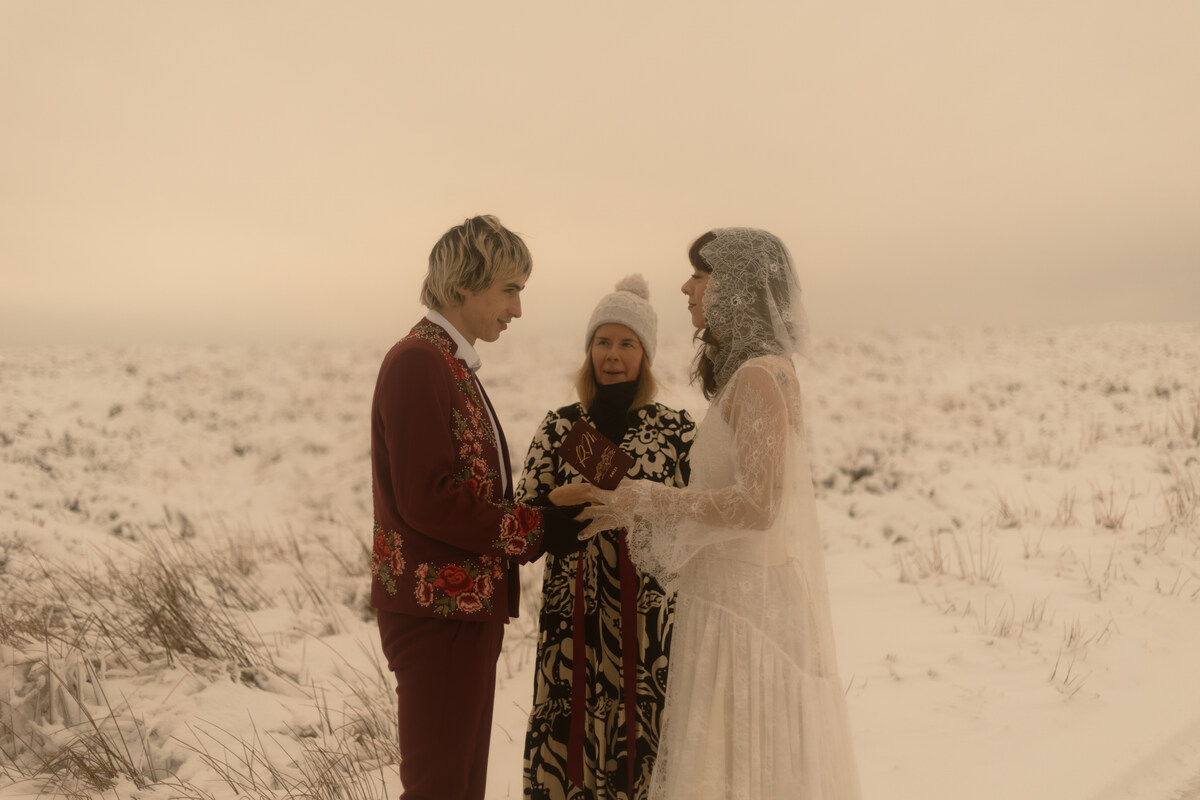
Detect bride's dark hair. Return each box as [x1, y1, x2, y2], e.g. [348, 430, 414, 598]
[687, 231, 721, 400]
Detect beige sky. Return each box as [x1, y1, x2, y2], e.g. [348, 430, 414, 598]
[2, 1, 1197, 346]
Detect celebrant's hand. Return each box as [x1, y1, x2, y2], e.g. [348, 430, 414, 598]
[548, 483, 596, 507]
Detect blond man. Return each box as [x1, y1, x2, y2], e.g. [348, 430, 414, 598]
[371, 215, 585, 800]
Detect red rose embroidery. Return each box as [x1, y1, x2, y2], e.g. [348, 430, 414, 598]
[372, 524, 406, 594]
[434, 565, 473, 596]
[498, 514, 520, 540]
[470, 458, 490, 483]
[475, 573, 494, 599]
[456, 593, 484, 614]
[465, 401, 483, 423]
[515, 504, 541, 536]
[414, 580, 434, 606]
[372, 528, 389, 571]
[460, 427, 484, 457]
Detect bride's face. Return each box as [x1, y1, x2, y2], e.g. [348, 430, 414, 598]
[681, 270, 711, 329]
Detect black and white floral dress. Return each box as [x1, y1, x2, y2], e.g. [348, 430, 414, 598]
[518, 399, 695, 800]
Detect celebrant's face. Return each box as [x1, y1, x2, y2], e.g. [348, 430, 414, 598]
[590, 323, 643, 385]
[681, 269, 711, 329]
[456, 275, 525, 344]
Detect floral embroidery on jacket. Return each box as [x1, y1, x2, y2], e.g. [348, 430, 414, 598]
[493, 501, 543, 557]
[414, 555, 505, 615]
[452, 404, 500, 502]
[375, 320, 542, 609]
[414, 320, 501, 482]
[372, 521, 406, 595]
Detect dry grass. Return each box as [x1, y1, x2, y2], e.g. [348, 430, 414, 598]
[1, 650, 166, 797]
[1160, 461, 1199, 528]
[1139, 391, 1200, 448]
[177, 656, 399, 800]
[991, 493, 1024, 530]
[973, 595, 1049, 639]
[34, 542, 276, 670]
[1019, 526, 1047, 559]
[1048, 649, 1090, 700]
[1052, 486, 1078, 528]
[1027, 418, 1106, 470]
[1169, 391, 1200, 446]
[1, 530, 396, 797]
[1092, 483, 1133, 531]
[1049, 615, 1117, 700]
[898, 526, 1003, 586]
[1153, 568, 1200, 600]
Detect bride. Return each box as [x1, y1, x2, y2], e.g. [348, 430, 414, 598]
[579, 228, 862, 799]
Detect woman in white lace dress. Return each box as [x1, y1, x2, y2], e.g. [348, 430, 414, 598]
[579, 228, 861, 799]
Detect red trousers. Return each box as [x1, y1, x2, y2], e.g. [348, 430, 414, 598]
[377, 609, 506, 800]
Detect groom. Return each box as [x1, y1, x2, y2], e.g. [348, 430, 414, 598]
[371, 215, 585, 800]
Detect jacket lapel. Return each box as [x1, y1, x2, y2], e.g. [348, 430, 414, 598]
[473, 377, 512, 500]
[412, 320, 509, 500]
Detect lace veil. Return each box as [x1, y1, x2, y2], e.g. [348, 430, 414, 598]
[699, 227, 810, 390]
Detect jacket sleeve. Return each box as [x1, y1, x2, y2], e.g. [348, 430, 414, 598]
[376, 344, 545, 563]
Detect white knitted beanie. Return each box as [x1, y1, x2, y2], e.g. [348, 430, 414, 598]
[584, 274, 657, 364]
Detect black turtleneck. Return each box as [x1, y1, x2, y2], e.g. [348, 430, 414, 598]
[588, 380, 639, 444]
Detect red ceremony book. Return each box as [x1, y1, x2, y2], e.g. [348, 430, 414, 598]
[559, 419, 633, 490]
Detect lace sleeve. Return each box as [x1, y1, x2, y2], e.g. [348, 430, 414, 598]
[587, 361, 794, 583]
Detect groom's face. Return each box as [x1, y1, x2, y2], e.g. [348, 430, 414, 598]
[456, 275, 525, 344]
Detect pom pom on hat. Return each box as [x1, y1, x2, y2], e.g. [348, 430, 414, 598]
[613, 274, 650, 300]
[585, 274, 657, 364]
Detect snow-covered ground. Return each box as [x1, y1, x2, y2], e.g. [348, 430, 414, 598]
[2, 323, 1199, 799]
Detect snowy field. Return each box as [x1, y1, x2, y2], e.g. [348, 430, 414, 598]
[2, 323, 1199, 800]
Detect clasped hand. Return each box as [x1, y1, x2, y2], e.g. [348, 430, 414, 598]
[547, 483, 624, 539]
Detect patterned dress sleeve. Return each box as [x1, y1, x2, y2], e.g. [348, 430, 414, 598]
[672, 409, 697, 489]
[515, 409, 564, 505]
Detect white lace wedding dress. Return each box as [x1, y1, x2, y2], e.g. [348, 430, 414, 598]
[596, 354, 862, 799]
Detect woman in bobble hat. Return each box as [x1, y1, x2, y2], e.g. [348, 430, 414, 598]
[516, 275, 697, 800]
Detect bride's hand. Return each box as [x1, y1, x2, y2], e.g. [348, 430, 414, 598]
[576, 488, 619, 539]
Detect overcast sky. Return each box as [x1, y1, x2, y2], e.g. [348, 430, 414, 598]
[2, 1, 1197, 346]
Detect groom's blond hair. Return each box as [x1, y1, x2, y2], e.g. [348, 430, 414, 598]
[421, 215, 532, 310]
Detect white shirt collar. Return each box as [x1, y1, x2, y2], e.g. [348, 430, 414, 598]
[426, 309, 482, 372]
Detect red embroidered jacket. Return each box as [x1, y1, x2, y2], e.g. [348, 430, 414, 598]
[370, 319, 546, 621]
